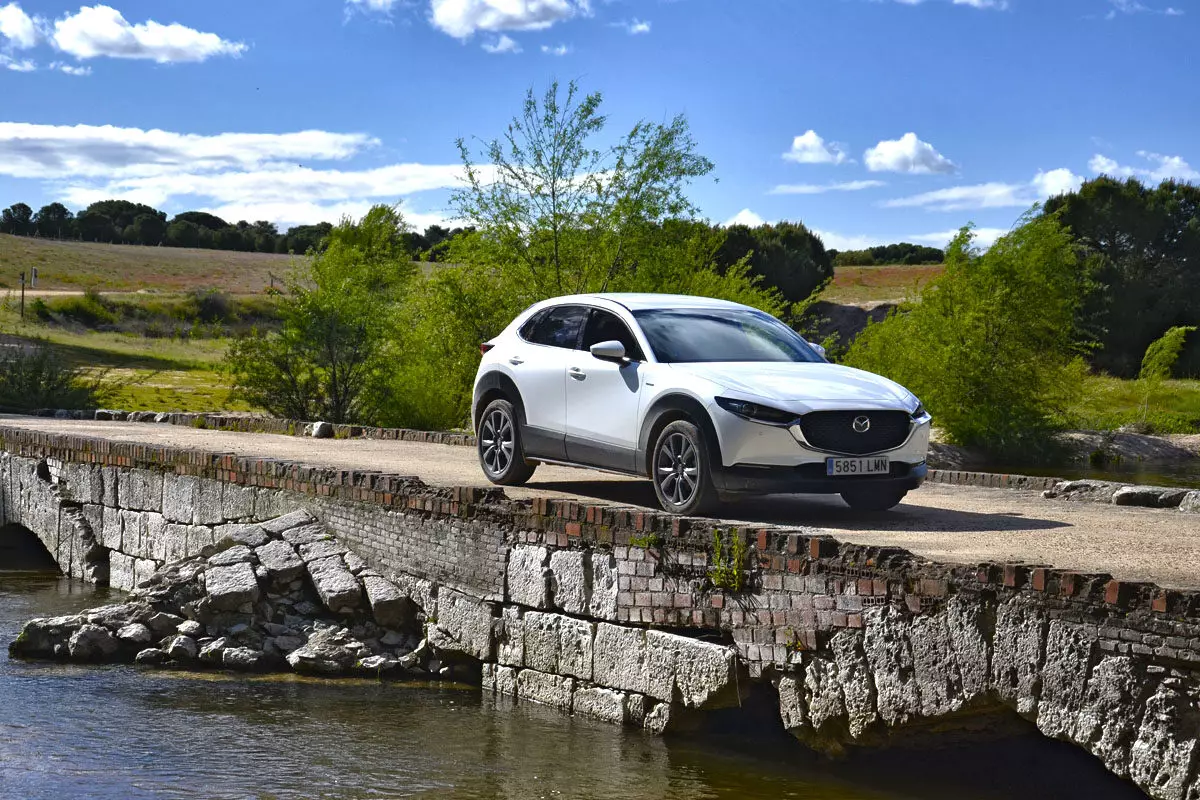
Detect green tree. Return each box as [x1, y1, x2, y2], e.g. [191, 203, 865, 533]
[1044, 177, 1200, 377]
[171, 211, 229, 231]
[225, 206, 413, 423]
[1137, 326, 1198, 425]
[845, 215, 1086, 456]
[1, 203, 33, 235]
[125, 213, 167, 246]
[717, 221, 833, 304]
[33, 203, 74, 239]
[164, 219, 204, 248]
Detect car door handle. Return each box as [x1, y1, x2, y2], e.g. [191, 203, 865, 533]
[568, 367, 586, 380]
[508, 357, 524, 366]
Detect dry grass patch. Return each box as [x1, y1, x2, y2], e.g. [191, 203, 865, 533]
[823, 263, 944, 304]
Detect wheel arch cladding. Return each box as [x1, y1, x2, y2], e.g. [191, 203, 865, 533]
[473, 372, 528, 429]
[639, 394, 724, 477]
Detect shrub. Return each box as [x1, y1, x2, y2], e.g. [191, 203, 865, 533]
[845, 215, 1086, 458]
[0, 345, 109, 410]
[43, 289, 118, 327]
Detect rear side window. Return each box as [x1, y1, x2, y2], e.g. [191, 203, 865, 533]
[521, 305, 589, 349]
[581, 309, 646, 361]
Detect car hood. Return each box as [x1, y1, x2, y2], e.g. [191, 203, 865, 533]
[669, 362, 915, 410]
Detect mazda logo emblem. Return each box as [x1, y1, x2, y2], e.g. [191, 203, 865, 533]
[852, 415, 871, 433]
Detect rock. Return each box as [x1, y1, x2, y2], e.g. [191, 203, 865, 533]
[68, 624, 120, 661]
[516, 668, 574, 710]
[362, 575, 410, 629]
[153, 412, 171, 423]
[281, 524, 330, 546]
[1112, 485, 1190, 508]
[206, 562, 261, 612]
[199, 637, 228, 663]
[1046, 479, 1125, 503]
[261, 510, 316, 536]
[286, 627, 367, 674]
[208, 545, 255, 566]
[357, 655, 401, 674]
[165, 635, 198, 661]
[572, 687, 628, 725]
[222, 647, 265, 671]
[380, 630, 408, 648]
[428, 589, 494, 661]
[343, 551, 369, 574]
[306, 556, 362, 614]
[549, 550, 587, 615]
[255, 539, 305, 582]
[116, 623, 153, 644]
[1179, 492, 1200, 514]
[268, 635, 305, 654]
[135, 648, 169, 665]
[8, 615, 84, 659]
[298, 539, 347, 563]
[146, 612, 185, 637]
[85, 602, 151, 630]
[177, 620, 204, 637]
[312, 421, 334, 439]
[228, 524, 271, 549]
[507, 545, 550, 609]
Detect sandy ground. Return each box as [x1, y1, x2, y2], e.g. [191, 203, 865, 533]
[3, 416, 1198, 589]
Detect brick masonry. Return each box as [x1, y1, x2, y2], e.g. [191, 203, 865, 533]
[2, 422, 1198, 800]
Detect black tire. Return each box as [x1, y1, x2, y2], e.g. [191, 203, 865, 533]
[650, 420, 720, 516]
[840, 487, 908, 512]
[477, 399, 536, 486]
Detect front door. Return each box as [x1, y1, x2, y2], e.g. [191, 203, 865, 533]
[565, 309, 645, 472]
[515, 304, 590, 460]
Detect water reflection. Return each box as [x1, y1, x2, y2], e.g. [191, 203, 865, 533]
[0, 574, 1144, 800]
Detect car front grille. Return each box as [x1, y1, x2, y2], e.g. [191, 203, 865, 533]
[797, 410, 912, 455]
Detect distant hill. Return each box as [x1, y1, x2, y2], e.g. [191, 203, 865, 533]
[0, 234, 302, 293]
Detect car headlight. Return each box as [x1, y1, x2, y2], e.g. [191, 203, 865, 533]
[715, 396, 796, 425]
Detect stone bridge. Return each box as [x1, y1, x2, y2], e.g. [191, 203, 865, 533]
[2, 423, 1199, 800]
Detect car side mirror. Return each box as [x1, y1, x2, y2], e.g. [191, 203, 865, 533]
[807, 341, 827, 359]
[590, 340, 627, 362]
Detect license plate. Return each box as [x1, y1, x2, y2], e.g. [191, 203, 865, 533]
[826, 457, 890, 476]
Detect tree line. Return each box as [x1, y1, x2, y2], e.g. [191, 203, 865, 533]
[829, 242, 945, 266]
[0, 199, 473, 261]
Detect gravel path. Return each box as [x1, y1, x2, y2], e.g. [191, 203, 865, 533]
[4, 416, 1199, 589]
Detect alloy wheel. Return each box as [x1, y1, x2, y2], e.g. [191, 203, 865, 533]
[480, 408, 514, 476]
[656, 431, 699, 507]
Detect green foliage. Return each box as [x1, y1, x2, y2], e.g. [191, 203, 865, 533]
[718, 221, 833, 304]
[0, 345, 110, 410]
[630, 533, 665, 549]
[38, 289, 119, 327]
[846, 216, 1087, 457]
[1137, 326, 1198, 425]
[1044, 177, 1200, 378]
[708, 529, 748, 592]
[224, 205, 413, 423]
[831, 243, 945, 267]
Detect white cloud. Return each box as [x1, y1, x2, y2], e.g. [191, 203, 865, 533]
[482, 33, 521, 53]
[864, 133, 956, 174]
[429, 0, 587, 39]
[60, 163, 471, 209]
[908, 227, 1009, 248]
[891, 0, 1009, 8]
[769, 180, 886, 195]
[1104, 0, 1182, 16]
[346, 0, 404, 12]
[540, 43, 570, 55]
[783, 130, 848, 165]
[196, 200, 447, 232]
[812, 229, 888, 251]
[54, 61, 90, 76]
[0, 2, 39, 48]
[1089, 151, 1199, 182]
[724, 208, 765, 227]
[624, 18, 650, 34]
[0, 123, 377, 180]
[51, 5, 246, 63]
[1, 52, 35, 71]
[883, 168, 1083, 211]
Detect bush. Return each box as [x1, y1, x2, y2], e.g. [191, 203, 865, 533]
[845, 215, 1087, 457]
[0, 345, 109, 410]
[42, 289, 118, 327]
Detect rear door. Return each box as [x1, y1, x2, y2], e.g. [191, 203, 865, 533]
[564, 308, 646, 472]
[511, 304, 589, 460]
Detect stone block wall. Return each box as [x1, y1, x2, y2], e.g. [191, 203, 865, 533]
[2, 423, 1200, 799]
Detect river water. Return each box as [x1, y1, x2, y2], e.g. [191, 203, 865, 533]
[0, 573, 1145, 800]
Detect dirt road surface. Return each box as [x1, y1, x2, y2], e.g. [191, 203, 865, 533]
[3, 416, 1197, 589]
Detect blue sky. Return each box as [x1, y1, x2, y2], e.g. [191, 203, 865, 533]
[1, 0, 1196, 249]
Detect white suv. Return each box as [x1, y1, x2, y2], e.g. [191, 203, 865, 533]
[472, 293, 931, 515]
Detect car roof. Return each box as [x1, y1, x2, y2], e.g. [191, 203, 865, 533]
[538, 293, 755, 313]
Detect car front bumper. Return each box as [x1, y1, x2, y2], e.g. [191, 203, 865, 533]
[713, 461, 927, 498]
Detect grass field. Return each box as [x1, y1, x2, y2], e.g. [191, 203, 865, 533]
[0, 302, 242, 412]
[0, 233, 299, 293]
[1071, 375, 1200, 434]
[823, 264, 944, 304]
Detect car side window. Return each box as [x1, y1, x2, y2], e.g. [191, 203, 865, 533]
[581, 309, 646, 362]
[522, 305, 589, 349]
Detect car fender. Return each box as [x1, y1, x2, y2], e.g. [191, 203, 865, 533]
[637, 392, 724, 477]
[472, 370, 528, 430]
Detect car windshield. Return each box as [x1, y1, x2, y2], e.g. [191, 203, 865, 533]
[632, 308, 824, 364]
